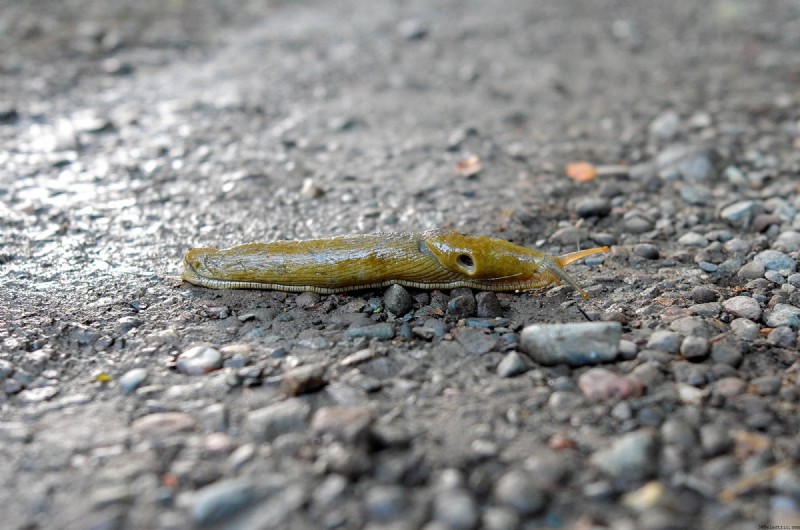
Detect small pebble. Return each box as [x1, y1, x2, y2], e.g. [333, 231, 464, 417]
[660, 418, 697, 448]
[750, 375, 782, 395]
[243, 399, 311, 442]
[768, 326, 796, 348]
[633, 244, 660, 260]
[754, 250, 796, 272]
[700, 424, 732, 457]
[345, 323, 395, 340]
[433, 489, 478, 530]
[190, 478, 266, 526]
[720, 200, 763, 226]
[365, 485, 408, 522]
[454, 327, 499, 355]
[574, 197, 612, 218]
[649, 110, 680, 141]
[384, 285, 413, 316]
[281, 364, 327, 396]
[737, 261, 766, 280]
[176, 345, 223, 375]
[710, 340, 743, 367]
[520, 322, 621, 366]
[119, 368, 148, 394]
[765, 270, 786, 285]
[591, 429, 658, 482]
[730, 318, 761, 340]
[117, 316, 143, 334]
[578, 368, 643, 400]
[774, 231, 800, 252]
[476, 291, 503, 318]
[678, 232, 709, 247]
[624, 216, 654, 234]
[689, 302, 721, 317]
[771, 496, 800, 526]
[765, 304, 800, 329]
[722, 296, 762, 321]
[131, 412, 197, 437]
[494, 470, 546, 516]
[496, 351, 530, 378]
[680, 336, 709, 361]
[447, 294, 477, 319]
[713, 377, 747, 398]
[645, 330, 683, 353]
[310, 406, 373, 444]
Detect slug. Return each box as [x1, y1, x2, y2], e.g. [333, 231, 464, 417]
[181, 229, 608, 298]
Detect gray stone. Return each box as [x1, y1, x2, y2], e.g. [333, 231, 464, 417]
[720, 200, 764, 227]
[751, 375, 782, 395]
[520, 322, 621, 366]
[591, 429, 659, 482]
[578, 367, 643, 400]
[383, 284, 413, 316]
[494, 470, 546, 516]
[678, 232, 709, 247]
[765, 304, 800, 329]
[117, 316, 143, 334]
[754, 250, 797, 272]
[433, 489, 478, 530]
[176, 345, 223, 375]
[190, 477, 280, 526]
[774, 231, 800, 253]
[680, 185, 714, 206]
[281, 364, 327, 396]
[244, 399, 311, 442]
[713, 377, 747, 398]
[131, 412, 197, 437]
[690, 302, 721, 317]
[680, 336, 710, 361]
[722, 296, 761, 321]
[730, 318, 761, 340]
[365, 485, 408, 522]
[119, 368, 148, 394]
[768, 326, 796, 348]
[649, 110, 680, 141]
[575, 197, 612, 218]
[454, 327, 499, 355]
[691, 285, 718, 304]
[710, 340, 743, 367]
[645, 330, 683, 353]
[633, 243, 659, 260]
[476, 291, 503, 318]
[660, 418, 697, 448]
[447, 294, 477, 319]
[737, 261, 766, 280]
[0, 360, 13, 380]
[700, 424, 732, 457]
[310, 406, 373, 444]
[496, 352, 530, 378]
[765, 270, 786, 284]
[345, 323, 395, 340]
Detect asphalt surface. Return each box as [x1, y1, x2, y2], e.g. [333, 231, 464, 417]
[2, 1, 800, 529]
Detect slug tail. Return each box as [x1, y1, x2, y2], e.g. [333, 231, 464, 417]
[550, 246, 609, 299]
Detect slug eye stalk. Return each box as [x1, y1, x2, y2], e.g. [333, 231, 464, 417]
[548, 247, 610, 299]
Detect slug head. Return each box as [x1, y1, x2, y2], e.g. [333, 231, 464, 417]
[423, 230, 608, 298]
[423, 230, 546, 281]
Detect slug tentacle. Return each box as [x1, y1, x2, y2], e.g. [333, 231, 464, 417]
[181, 229, 608, 298]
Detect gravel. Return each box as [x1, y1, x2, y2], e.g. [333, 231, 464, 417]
[2, 1, 799, 528]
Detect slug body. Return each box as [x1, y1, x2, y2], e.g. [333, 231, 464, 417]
[182, 229, 608, 298]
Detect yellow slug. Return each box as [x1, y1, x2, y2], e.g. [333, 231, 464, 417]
[181, 229, 608, 298]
